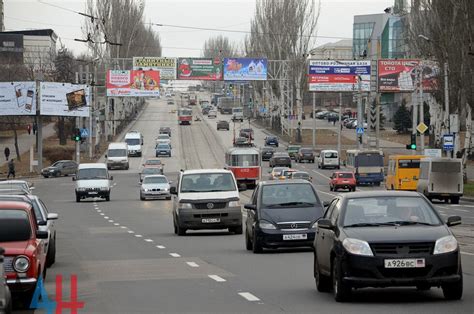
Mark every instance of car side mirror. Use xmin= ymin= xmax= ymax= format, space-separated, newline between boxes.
xmin=104 ymin=154 xmax=107 ymax=158
xmin=170 ymin=186 xmax=177 ymax=195
xmin=47 ymin=213 xmax=58 ymax=220
xmin=323 ymin=201 xmax=330 ymax=207
xmin=109 ymin=176 xmax=114 ymax=180
xmin=447 ymin=216 xmax=462 ymax=227
xmin=317 ymin=218 xmax=334 ymax=230
xmin=169 ymin=181 xmax=173 ymax=184
xmin=30 ymin=187 xmax=35 ymax=190
xmin=244 ymin=204 xmax=256 ymax=211
xmin=37 ymin=220 xmax=47 ymax=226
xmin=36 ymin=230 xmax=49 ymax=239
xmin=72 ymin=177 xmax=76 ymax=181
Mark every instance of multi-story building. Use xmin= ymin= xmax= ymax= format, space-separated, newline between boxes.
xmin=310 ymin=39 xmax=353 ymax=60
xmin=0 ymin=0 xmax=4 ymax=32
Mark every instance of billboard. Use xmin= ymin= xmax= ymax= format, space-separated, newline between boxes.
xmin=133 ymin=57 xmax=177 ymax=80
xmin=40 ymin=82 xmax=91 ymax=117
xmin=223 ymin=58 xmax=267 ymax=81
xmin=106 ymin=70 xmax=160 ymax=97
xmin=377 ymin=59 xmax=439 ymax=92
xmin=177 ymin=58 xmax=222 ymax=80
xmin=308 ymin=60 xmax=371 ymax=92
xmin=0 ymin=82 xmax=36 ymax=115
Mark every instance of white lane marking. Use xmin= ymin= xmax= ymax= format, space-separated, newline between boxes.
xmin=114 ymin=223 xmax=120 ymax=226
xmin=108 ymin=220 xmax=114 ymax=223
xmin=310 ymin=169 xmax=331 ymax=180
xmin=461 ymin=251 xmax=474 ymax=256
xmin=120 ymin=226 xmax=127 ymax=229
xmin=208 ymin=275 xmax=226 ymax=282
xmin=437 ymin=205 xmax=469 ymax=212
xmin=156 ymin=245 xmax=166 ymax=249
xmin=144 ymin=239 xmax=153 ymax=242
xmin=135 ymin=234 xmax=143 ymax=238
xmin=113 ymin=183 xmax=117 ymax=186
xmin=97 ymin=210 xmax=101 ymax=213
xmin=127 ymin=230 xmax=135 ymax=234
xmin=104 ymin=216 xmax=109 ymax=219
xmin=169 ymin=253 xmax=181 ymax=258
xmin=100 ymin=213 xmax=105 ymax=216
xmin=238 ymin=292 xmax=260 ymax=302
xmin=186 ymin=262 xmax=199 ymax=268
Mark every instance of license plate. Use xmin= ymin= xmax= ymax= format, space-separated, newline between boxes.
xmin=283 ymin=234 xmax=307 ymax=240
xmin=384 ymin=258 xmax=425 ymax=268
xmin=88 ymin=192 xmax=98 ymax=195
xmin=202 ymin=218 xmax=220 ymax=223
xmin=342 ymin=180 xmax=349 ymax=183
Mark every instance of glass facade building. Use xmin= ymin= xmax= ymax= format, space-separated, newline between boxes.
xmin=381 ymin=16 xmax=407 ymax=58
xmin=353 ymin=22 xmax=375 ymax=59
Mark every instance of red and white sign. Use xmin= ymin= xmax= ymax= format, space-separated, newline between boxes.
xmin=106 ymin=70 xmax=160 ymax=97
xmin=377 ymin=59 xmax=439 ymax=92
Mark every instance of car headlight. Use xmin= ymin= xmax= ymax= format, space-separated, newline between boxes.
xmin=342 ymin=238 xmax=373 ymax=256
xmin=163 ymin=188 xmax=169 ymax=192
xmin=259 ymin=220 xmax=276 ymax=230
xmin=13 ymin=256 xmax=30 ymax=273
xmin=179 ymin=203 xmax=192 ymax=209
xmin=143 ymin=188 xmax=149 ymax=192
xmin=311 ymin=221 xmax=318 ymax=229
xmin=229 ymin=201 xmax=240 ymax=207
xmin=434 ymin=235 xmax=458 ymax=255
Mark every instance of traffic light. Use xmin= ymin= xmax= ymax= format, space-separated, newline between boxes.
xmin=406 ymin=134 xmax=417 ymax=150
xmin=72 ymin=128 xmax=81 ymax=142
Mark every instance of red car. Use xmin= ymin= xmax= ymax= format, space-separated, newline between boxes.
xmin=0 ymin=201 xmax=48 ymax=304
xmin=329 ymin=171 xmax=356 ymax=192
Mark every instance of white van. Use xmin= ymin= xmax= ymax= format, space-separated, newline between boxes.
xmin=124 ymin=131 xmax=143 ymax=157
xmin=417 ymin=157 xmax=463 ymax=204
xmin=171 ymin=169 xmax=243 ymax=235
xmin=317 ymin=150 xmax=340 ymax=169
xmin=74 ymin=163 xmax=113 ymax=202
xmin=106 ymin=142 xmax=129 ymax=170
xmin=232 ymin=107 xmax=244 ymax=122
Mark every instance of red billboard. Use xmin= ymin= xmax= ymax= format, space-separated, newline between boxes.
xmin=377 ymin=59 xmax=439 ymax=92
xmin=106 ymin=70 xmax=160 ymax=97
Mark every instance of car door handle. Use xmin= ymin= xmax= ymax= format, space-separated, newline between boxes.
xmin=321 ymin=232 xmax=325 ymax=239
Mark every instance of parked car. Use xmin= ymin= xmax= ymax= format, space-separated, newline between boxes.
xmin=0 ymin=181 xmax=34 ymax=194
xmin=41 ymin=160 xmax=78 ymax=178
xmin=269 ymin=167 xmax=289 ymax=180
xmin=155 ymin=143 xmax=172 ymax=157
xmin=269 ymin=152 xmax=292 ymax=168
xmin=260 ymin=147 xmax=275 ymax=161
xmin=329 ymin=171 xmax=356 ymax=192
xmin=287 ymin=145 xmax=301 ymax=159
xmin=314 ymin=191 xmax=463 ymax=302
xmin=167 ymin=100 xmax=174 ymax=105
xmin=296 ymin=148 xmax=315 ymax=163
xmin=0 ymin=247 xmax=12 ymax=314
xmin=289 ymin=171 xmax=312 ymax=181
xmin=0 ymin=201 xmax=48 ymax=305
xmin=315 ymin=111 xmax=330 ymax=119
xmin=217 ymin=120 xmax=230 ymax=131
xmin=140 ymin=175 xmax=171 ymax=201
xmin=264 ymin=136 xmax=279 ymax=147
xmin=244 ymin=180 xmax=324 ymax=253
xmin=239 ymin=128 xmax=254 ymax=140
xmin=327 ymin=112 xmax=339 ymax=123
xmin=159 ymin=127 xmax=172 ymax=137
xmin=208 ymin=110 xmax=217 ymax=118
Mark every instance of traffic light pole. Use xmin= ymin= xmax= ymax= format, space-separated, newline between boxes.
xmin=357 ymin=76 xmax=363 ymax=149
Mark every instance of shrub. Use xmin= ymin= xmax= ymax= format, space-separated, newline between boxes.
xmin=44 ymin=146 xmax=74 ymax=163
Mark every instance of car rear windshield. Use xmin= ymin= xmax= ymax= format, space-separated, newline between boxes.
xmin=158 ymin=135 xmax=169 ymax=139
xmin=108 ymin=149 xmax=127 ymax=157
xmin=0 ymin=182 xmax=28 ymax=190
xmin=145 ymin=160 xmax=161 ymax=165
xmin=77 ymin=168 xmax=108 ymax=180
xmin=342 ymin=196 xmax=442 ymax=227
xmin=0 ymin=210 xmax=31 ymax=242
xmin=398 ymin=159 xmax=420 ymax=168
xmin=143 ymin=168 xmax=161 ymax=174
xmin=262 ymin=184 xmax=320 ymax=207
xmin=301 ymin=149 xmax=313 ymax=153
xmin=157 ymin=144 xmax=170 ymax=149
xmin=432 ymin=161 xmax=461 ymax=173
xmin=338 ymin=173 xmax=353 ymax=178
xmin=125 ymin=138 xmax=140 ymax=145
xmin=181 ymin=173 xmax=236 ymax=193
xmin=324 ymin=152 xmax=338 ymax=158
xmin=143 ymin=176 xmax=168 ymax=184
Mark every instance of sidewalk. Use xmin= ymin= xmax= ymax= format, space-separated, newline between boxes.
xmin=0 ymin=123 xmax=56 ymax=167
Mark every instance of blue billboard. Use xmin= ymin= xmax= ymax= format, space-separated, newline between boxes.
xmin=223 ymin=58 xmax=268 ymax=81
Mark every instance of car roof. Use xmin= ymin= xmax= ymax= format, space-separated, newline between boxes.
xmin=0 ymin=180 xmax=29 ymax=184
xmin=259 ymin=179 xmax=312 ymax=186
xmin=292 ymin=171 xmax=309 ymax=175
xmin=182 ymin=169 xmax=232 ymax=175
xmin=0 ymin=200 xmax=32 ymax=210
xmin=78 ymin=163 xmax=107 ymax=169
xmin=142 ymin=175 xmax=167 ymax=179
xmin=273 ymin=152 xmax=290 ymax=156
xmin=338 ymin=191 xmax=422 ymax=200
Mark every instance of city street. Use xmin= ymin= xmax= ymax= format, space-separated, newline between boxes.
xmin=18 ymin=95 xmax=474 ymax=313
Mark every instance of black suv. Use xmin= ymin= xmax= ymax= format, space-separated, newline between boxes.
xmin=261 ymin=147 xmax=275 ymax=161
xmin=244 ymin=180 xmax=324 ymax=253
xmin=296 ymin=148 xmax=315 ymax=163
xmin=269 ymin=152 xmax=292 ymax=168
xmin=217 ymin=120 xmax=230 ymax=131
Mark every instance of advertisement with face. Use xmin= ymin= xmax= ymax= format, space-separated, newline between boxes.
xmin=177 ymin=58 xmax=222 ymax=80
xmin=106 ymin=70 xmax=160 ymax=97
xmin=0 ymin=82 xmax=36 ymax=115
xmin=133 ymin=57 xmax=177 ymax=80
xmin=40 ymin=82 xmax=91 ymax=117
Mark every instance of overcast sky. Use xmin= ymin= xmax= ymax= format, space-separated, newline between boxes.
xmin=4 ymin=0 xmax=394 ymax=58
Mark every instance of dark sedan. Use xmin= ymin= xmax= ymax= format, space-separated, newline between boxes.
xmin=159 ymin=127 xmax=171 ymax=137
xmin=296 ymin=147 xmax=315 ymax=163
xmin=264 ymin=136 xmax=279 ymax=147
xmin=155 ymin=143 xmax=171 ymax=157
xmin=41 ymin=160 xmax=78 ymax=178
xmin=269 ymin=152 xmax=292 ymax=168
xmin=314 ymin=191 xmax=463 ymax=302
xmin=239 ymin=128 xmax=254 ymax=140
xmin=261 ymin=147 xmax=275 ymax=161
xmin=217 ymin=120 xmax=230 ymax=131
xmin=245 ymin=180 xmax=324 ymax=253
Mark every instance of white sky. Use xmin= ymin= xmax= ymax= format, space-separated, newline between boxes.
xmin=4 ymin=0 xmax=394 ymax=58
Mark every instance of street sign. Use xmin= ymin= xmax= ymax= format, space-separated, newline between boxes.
xmin=443 ymin=134 xmax=454 ymax=151
xmin=424 ymin=149 xmax=441 ymax=157
xmin=369 ymin=106 xmax=377 ymax=130
xmin=80 ymin=128 xmax=89 ymax=138
xmin=356 ymin=127 xmax=364 ymax=135
xmin=416 ymin=122 xmax=428 ymax=134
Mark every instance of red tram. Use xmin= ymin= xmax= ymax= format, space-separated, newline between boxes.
xmin=178 ymin=107 xmax=193 ymax=125
xmin=225 ymin=147 xmax=261 ymax=189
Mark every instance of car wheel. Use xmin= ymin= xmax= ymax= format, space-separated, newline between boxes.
xmin=43 ymin=175 xmax=49 ymax=178
xmin=140 ymin=193 xmax=145 ymax=201
xmin=245 ymin=228 xmax=253 ymax=250
xmin=176 ymin=219 xmax=186 ymax=236
xmin=75 ymin=194 xmax=80 ymax=202
xmin=125 ymin=163 xmax=130 ymax=170
xmin=352 ymin=187 xmax=356 ymax=192
xmin=105 ymin=194 xmax=110 ymax=202
xmin=314 ymin=250 xmax=331 ymax=292
xmin=46 ymin=236 xmax=56 ymax=267
xmin=230 ymin=225 xmax=243 ymax=235
xmin=252 ymin=231 xmax=263 ymax=253
xmin=329 ymin=186 xmax=333 ymax=191
xmin=442 ymin=268 xmax=463 ymax=300
xmin=332 ymin=257 xmax=351 ymax=302
xmin=451 ymin=196 xmax=460 ymax=204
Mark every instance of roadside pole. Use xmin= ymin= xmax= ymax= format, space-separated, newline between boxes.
xmin=35 ymin=78 xmax=43 ymax=171
xmin=412 ymin=89 xmax=417 ymax=156
xmin=419 ymin=67 xmax=424 ymax=152
xmin=312 ymin=92 xmax=316 ymax=149
xmin=444 ymin=62 xmax=451 ymax=158
xmin=357 ymin=76 xmax=363 ymax=149
xmin=75 ymin=70 xmax=81 ymax=164
xmin=337 ymin=92 xmax=342 ymax=157
xmin=375 ymin=93 xmax=380 ymax=150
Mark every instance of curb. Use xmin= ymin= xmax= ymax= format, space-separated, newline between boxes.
xmin=461 ymin=196 xmax=474 ymax=203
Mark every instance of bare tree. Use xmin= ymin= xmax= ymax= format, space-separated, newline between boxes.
xmin=202 ymin=35 xmax=238 ymax=58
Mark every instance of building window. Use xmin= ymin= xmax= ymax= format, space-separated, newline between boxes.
xmin=353 ymin=22 xmax=374 ymax=59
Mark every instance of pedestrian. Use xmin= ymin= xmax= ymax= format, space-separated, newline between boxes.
xmin=4 ymin=147 xmax=10 ymax=161
xmin=27 ymin=124 xmax=31 ymax=135
xmin=33 ymin=122 xmax=37 ymax=135
xmin=7 ymin=158 xmax=15 ymax=179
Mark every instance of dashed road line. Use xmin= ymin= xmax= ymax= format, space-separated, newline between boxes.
xmin=208 ymin=275 xmax=226 ymax=282
xmin=135 ymin=234 xmax=143 ymax=238
xmin=114 ymin=223 xmax=120 ymax=226
xmin=169 ymin=253 xmax=181 ymax=258
xmin=120 ymin=226 xmax=127 ymax=229
xmin=108 ymin=220 xmax=114 ymax=223
xmin=186 ymin=262 xmax=199 ymax=268
xmin=144 ymin=239 xmax=153 ymax=242
xmin=100 ymin=213 xmax=105 ymax=216
xmin=238 ymin=292 xmax=260 ymax=302
xmin=127 ymin=230 xmax=135 ymax=234
xmin=156 ymin=245 xmax=166 ymax=249
xmin=104 ymin=216 xmax=109 ymax=219
xmin=310 ymin=169 xmax=331 ymax=180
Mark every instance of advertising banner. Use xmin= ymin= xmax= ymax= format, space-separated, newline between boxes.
xmin=133 ymin=57 xmax=177 ymax=80
xmin=308 ymin=60 xmax=371 ymax=92
xmin=40 ymin=82 xmax=91 ymax=117
xmin=0 ymin=82 xmax=36 ymax=115
xmin=377 ymin=59 xmax=439 ymax=92
xmin=177 ymin=58 xmax=222 ymax=80
xmin=223 ymin=58 xmax=268 ymax=81
xmin=106 ymin=70 xmax=160 ymax=97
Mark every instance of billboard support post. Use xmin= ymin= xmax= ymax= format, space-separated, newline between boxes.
xmin=75 ymin=70 xmax=81 ymax=164
xmin=36 ymin=79 xmax=43 ymax=171
xmin=357 ymin=76 xmax=363 ymax=149
xmin=312 ymin=92 xmax=316 ymax=149
xmin=419 ymin=66 xmax=424 ymax=153
xmin=337 ymin=92 xmax=342 ymax=157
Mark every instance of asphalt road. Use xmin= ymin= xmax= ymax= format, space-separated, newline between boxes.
xmin=16 ymin=95 xmax=474 ymax=313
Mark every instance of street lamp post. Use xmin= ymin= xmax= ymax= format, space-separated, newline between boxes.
xmin=419 ymin=66 xmax=424 ymax=153
xmin=357 ymin=75 xmax=363 ymax=149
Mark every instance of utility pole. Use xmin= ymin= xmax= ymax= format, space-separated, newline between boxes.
xmin=444 ymin=61 xmax=451 ymax=158
xmin=419 ymin=66 xmax=424 ymax=152
xmin=75 ymin=69 xmax=81 ymax=164
xmin=312 ymin=92 xmax=316 ymax=149
xmin=411 ymin=88 xmax=418 ymax=155
xmin=35 ymin=77 xmax=43 ymax=171
xmin=357 ymin=76 xmax=363 ymax=149
xmin=337 ymin=92 xmax=342 ymax=156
